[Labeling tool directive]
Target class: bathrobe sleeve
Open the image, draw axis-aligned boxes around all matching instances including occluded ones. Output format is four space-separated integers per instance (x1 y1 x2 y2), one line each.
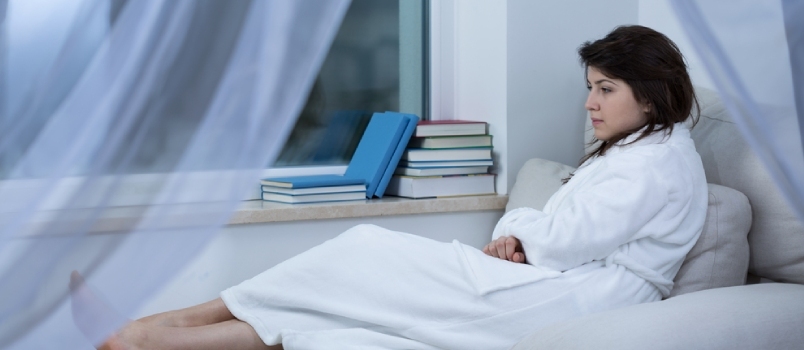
494 151 670 272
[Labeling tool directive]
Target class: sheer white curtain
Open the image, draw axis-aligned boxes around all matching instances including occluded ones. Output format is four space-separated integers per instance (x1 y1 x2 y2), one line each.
0 0 349 348
670 0 804 222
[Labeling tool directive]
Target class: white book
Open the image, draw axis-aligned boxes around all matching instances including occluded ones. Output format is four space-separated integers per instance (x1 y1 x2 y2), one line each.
414 120 488 137
402 148 492 162
261 191 366 204
385 174 496 199
261 184 366 195
398 160 494 168
394 166 489 176
408 135 493 149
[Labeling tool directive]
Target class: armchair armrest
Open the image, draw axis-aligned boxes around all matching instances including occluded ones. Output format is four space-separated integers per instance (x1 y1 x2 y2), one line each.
512 283 804 350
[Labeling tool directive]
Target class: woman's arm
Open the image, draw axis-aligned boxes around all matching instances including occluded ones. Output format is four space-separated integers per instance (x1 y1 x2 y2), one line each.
496 152 670 271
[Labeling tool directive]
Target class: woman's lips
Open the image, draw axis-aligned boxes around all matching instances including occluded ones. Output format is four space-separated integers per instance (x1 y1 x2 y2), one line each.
591 118 603 126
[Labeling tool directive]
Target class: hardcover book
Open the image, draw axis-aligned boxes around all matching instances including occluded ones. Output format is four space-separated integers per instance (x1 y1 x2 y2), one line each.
373 112 419 198
397 160 494 168
261 184 366 195
408 135 492 149
394 166 489 177
261 191 367 204
401 147 493 162
261 175 364 189
414 120 487 137
342 112 411 197
385 174 496 199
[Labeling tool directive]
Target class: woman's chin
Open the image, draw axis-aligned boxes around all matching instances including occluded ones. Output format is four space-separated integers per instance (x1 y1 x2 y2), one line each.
594 133 610 142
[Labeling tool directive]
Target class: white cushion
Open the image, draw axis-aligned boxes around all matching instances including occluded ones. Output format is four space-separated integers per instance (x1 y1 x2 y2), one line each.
506 158 576 212
670 183 751 297
512 283 804 350
691 87 804 284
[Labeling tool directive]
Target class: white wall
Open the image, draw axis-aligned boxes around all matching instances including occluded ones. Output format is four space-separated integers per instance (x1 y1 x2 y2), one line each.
431 0 510 193
637 0 715 90
506 0 638 190
502 0 716 193
453 0 509 193
435 0 639 193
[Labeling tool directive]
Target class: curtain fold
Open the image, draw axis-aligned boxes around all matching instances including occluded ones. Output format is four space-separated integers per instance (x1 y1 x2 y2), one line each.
781 0 804 154
670 0 804 222
0 0 350 348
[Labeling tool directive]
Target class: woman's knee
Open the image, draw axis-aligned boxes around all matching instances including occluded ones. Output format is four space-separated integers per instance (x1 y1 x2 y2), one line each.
338 224 399 243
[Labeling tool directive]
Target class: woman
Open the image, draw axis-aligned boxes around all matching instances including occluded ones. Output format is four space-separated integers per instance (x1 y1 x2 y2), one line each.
74 25 708 350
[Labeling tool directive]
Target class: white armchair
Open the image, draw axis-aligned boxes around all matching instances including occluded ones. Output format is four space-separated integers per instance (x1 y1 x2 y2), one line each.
508 88 804 349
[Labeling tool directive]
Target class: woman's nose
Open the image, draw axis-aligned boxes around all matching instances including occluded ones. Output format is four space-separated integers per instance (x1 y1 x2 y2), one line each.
585 92 598 111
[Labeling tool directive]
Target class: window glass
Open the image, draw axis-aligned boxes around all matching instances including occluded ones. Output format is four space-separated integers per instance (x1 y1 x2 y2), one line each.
274 0 427 167
1 0 427 175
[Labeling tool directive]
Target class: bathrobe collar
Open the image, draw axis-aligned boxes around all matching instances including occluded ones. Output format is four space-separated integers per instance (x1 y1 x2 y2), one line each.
613 123 688 150
566 123 690 208
585 123 690 163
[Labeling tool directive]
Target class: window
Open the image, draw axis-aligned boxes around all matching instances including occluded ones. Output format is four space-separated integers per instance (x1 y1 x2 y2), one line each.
0 0 432 205
273 0 429 167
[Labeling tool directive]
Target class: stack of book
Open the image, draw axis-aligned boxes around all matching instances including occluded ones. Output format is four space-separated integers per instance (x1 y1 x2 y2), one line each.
260 177 367 204
385 120 496 199
260 112 419 204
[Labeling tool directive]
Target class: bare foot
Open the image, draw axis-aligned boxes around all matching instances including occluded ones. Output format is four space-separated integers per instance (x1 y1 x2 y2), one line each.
69 271 132 349
96 321 149 350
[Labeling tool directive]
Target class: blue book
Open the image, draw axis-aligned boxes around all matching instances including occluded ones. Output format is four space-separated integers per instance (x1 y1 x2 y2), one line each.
374 112 419 198
343 112 408 197
262 112 409 198
261 174 364 189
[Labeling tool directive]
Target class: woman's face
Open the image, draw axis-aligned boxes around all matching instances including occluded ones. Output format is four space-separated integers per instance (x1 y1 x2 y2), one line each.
585 66 648 141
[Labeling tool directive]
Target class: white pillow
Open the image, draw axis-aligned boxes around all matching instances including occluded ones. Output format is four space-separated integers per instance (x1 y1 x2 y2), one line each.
670 183 751 297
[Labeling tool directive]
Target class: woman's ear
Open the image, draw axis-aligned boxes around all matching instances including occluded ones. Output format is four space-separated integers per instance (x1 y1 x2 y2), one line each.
643 103 651 113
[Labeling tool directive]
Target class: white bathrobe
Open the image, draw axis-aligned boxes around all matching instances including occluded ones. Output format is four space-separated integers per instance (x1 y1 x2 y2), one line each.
221 124 708 350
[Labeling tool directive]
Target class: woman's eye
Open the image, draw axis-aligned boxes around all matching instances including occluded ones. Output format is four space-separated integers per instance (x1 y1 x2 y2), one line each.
586 85 592 91
602 87 612 93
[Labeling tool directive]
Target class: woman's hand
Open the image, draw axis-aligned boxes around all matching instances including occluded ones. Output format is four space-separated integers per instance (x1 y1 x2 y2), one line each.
482 236 526 263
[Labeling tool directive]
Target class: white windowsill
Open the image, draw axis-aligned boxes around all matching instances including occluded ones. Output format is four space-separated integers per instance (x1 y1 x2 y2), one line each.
2 195 508 236
231 194 508 225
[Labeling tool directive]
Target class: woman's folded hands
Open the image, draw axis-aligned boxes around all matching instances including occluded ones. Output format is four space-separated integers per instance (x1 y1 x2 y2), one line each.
483 236 526 264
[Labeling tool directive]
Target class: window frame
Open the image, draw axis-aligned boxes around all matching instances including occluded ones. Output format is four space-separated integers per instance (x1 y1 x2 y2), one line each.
267 0 508 194
263 0 431 177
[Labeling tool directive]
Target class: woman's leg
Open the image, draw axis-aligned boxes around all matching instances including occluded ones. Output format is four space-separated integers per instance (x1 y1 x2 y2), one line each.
103 319 281 350
138 298 235 327
70 272 271 349
70 270 235 327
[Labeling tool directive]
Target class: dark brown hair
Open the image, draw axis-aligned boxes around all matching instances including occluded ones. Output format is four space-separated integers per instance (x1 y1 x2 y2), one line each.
576 25 699 166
